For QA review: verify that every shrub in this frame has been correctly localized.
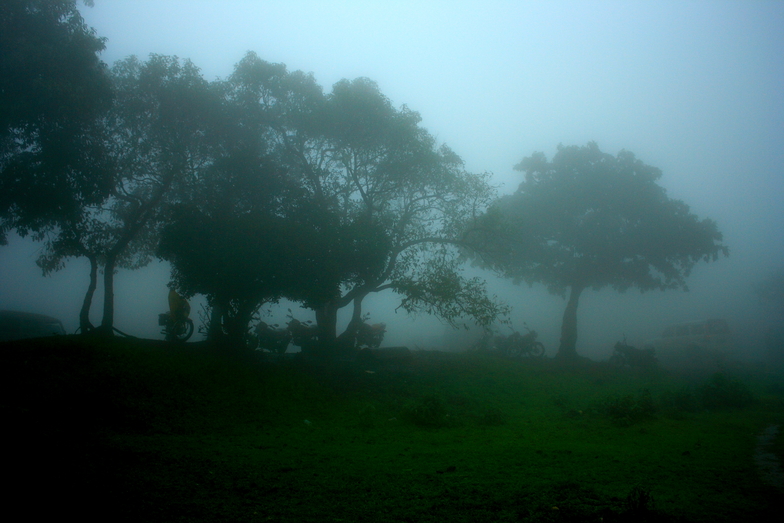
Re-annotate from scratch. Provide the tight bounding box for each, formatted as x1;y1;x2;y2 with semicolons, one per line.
596;389;656;426
697;373;756;410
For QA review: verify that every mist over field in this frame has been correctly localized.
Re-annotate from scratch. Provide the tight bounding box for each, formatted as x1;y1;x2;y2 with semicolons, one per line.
1;0;782;362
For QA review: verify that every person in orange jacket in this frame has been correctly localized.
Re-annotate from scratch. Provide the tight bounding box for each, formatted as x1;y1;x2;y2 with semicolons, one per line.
167;283;191;323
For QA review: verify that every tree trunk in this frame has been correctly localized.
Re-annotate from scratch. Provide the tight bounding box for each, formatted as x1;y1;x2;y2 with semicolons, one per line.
78;254;98;334
225;302;254;352
558;284;584;359
97;254;117;336
315;302;340;353
337;294;366;349
208;301;224;341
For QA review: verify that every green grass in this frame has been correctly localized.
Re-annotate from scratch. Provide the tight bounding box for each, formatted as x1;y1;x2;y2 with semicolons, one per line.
2;336;783;522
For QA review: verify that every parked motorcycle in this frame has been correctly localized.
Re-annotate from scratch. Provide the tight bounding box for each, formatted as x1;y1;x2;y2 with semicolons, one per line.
287;316;319;353
159;312;194;342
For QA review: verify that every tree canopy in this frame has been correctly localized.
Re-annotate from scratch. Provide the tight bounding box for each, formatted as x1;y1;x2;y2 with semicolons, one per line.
467;142;728;358
1;0;111;243
194;53;506;352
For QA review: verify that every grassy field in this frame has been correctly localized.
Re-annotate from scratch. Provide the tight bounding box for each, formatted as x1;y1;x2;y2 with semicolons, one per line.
2;335;783;522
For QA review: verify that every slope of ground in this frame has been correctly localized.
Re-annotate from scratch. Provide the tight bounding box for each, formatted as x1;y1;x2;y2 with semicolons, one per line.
2;335;782;522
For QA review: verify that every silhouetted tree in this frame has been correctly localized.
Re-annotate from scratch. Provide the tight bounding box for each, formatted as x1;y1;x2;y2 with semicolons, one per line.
1;0;112;244
225;53;506;352
467;142;728;359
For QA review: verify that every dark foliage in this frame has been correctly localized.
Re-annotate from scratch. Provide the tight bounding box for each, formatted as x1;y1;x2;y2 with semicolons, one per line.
223;54;502;347
1;0;112;242
467;142;728;358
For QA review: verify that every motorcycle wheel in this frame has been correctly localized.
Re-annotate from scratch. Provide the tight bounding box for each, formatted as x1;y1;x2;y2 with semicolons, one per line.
167;318;194;342
529;342;545;357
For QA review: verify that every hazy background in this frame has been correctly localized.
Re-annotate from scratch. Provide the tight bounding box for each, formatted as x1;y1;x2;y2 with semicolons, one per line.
1;0;782;359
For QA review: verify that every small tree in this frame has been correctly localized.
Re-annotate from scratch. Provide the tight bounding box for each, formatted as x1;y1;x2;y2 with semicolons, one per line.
467;142;728;359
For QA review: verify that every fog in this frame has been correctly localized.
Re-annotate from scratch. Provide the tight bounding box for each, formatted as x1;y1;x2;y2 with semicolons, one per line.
2;1;782;360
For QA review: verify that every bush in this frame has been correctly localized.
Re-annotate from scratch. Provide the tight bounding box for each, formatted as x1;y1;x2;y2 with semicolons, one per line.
697;373;756;410
596;389;656;426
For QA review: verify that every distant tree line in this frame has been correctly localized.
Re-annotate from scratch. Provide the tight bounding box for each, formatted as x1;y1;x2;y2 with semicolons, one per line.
1;0;728;358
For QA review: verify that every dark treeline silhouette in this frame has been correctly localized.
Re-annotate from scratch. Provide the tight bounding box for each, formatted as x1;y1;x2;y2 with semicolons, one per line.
1;2;504;352
2;2;727;358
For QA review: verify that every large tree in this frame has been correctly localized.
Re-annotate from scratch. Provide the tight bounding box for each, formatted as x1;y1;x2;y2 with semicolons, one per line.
1;0;112;243
224;53;505;351
467;142;728;359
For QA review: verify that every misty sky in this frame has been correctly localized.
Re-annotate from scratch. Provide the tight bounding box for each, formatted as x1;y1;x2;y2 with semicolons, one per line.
1;0;782;357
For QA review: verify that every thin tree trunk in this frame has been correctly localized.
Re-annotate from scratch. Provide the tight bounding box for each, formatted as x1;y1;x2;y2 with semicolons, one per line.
558;284;584;359
337;294;366;349
315;302;339;353
97;254;117;335
209;301;225;341
79;254;98;334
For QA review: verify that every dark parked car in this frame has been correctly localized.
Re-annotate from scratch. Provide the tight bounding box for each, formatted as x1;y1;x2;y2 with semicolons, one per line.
0;310;67;342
